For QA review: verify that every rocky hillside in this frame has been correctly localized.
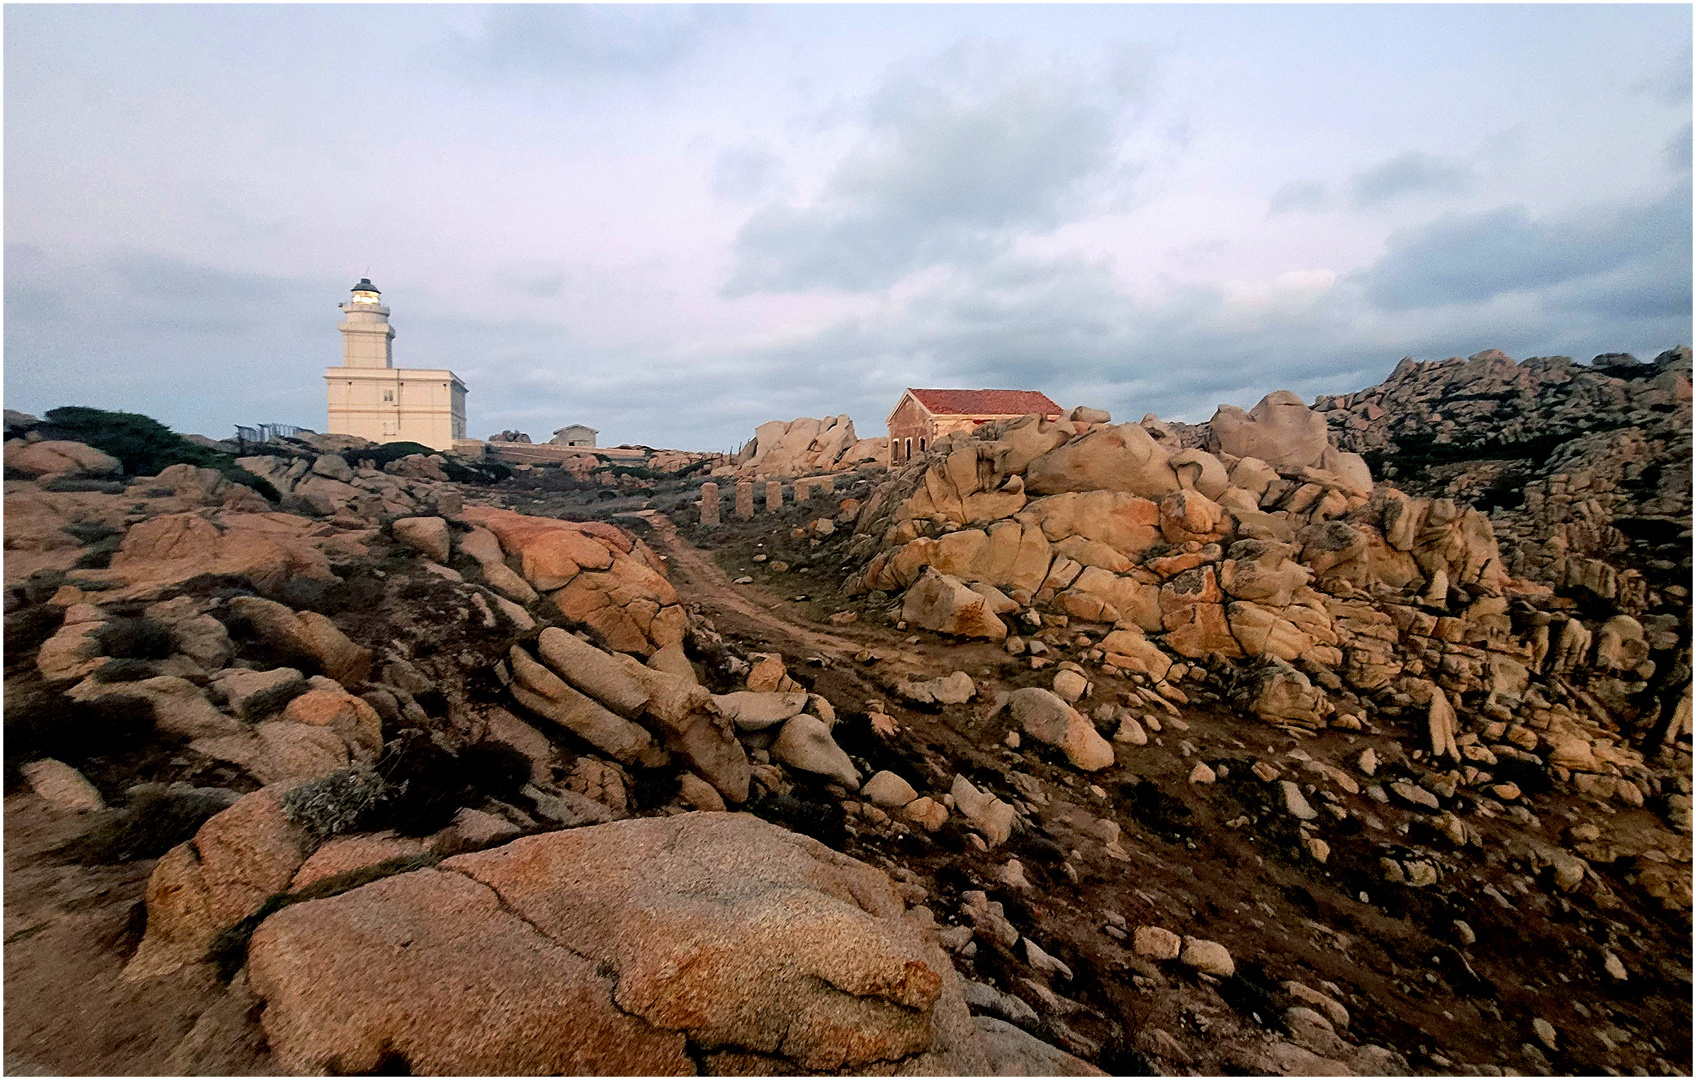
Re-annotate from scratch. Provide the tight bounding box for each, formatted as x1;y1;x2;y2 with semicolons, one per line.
1313;347;1692;625
3;361;1690;1077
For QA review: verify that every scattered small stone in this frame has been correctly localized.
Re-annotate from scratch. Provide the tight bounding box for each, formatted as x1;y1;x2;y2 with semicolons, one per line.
21;759;105;813
1389;781;1440;811
1133;926;1182;961
938;925;973;952
1279;781;1318;821
1023;937;1074;979
1532;1017;1558;1051
1602;951;1628;980
1453;919;1476;947
860;770;918;808
677;773;726;812
1179;937;1234;977
1284;981;1349;1030
1113;715;1148;745
1357;748;1378;776
901;797;948;832
1403;860;1439;887
999;859;1033;893
1189;762;1217;785
1052;669;1089;703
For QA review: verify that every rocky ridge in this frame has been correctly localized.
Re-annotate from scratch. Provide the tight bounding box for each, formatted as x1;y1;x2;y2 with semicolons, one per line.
732;415;889;478
1314;346;1692;627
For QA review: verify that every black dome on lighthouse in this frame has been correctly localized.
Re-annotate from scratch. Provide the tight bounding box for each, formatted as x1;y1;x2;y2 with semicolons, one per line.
351;278;380;294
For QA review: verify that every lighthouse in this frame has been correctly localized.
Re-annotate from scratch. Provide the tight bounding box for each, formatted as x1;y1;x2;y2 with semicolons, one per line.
323;279;467;450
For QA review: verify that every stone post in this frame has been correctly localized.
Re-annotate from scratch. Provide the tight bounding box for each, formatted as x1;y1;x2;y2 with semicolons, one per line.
735;481;754;520
795;478;812;501
765;481;782;513
699;482;720;527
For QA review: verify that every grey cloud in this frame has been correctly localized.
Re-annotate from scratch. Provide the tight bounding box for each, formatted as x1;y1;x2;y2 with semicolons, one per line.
110;252;280;306
1268;180;1329;215
718;216;1690;435
725;48;1133;294
1348;151;1474;207
1356;186;1690;312
1666;121;1692;175
1541;238;1693;322
450;5;741;82
1636;49;1692;106
711;146;778;200
5;250;346;436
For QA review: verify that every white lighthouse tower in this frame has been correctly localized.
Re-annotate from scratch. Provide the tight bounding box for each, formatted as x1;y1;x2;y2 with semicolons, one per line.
323;278;467;450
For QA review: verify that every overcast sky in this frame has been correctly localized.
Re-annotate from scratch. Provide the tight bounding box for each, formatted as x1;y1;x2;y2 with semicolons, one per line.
6;5;1691;450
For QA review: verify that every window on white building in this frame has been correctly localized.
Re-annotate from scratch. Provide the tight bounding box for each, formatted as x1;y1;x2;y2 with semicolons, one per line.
383;390;394;402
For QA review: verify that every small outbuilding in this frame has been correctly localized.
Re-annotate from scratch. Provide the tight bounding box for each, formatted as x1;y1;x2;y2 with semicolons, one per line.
550;424;598;448
885;388;1062;464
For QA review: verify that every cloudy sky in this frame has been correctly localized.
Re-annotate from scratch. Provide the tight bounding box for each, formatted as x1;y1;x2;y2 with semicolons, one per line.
6;5;1690;450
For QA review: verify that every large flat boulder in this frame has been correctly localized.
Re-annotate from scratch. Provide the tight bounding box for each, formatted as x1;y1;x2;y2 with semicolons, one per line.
1024;423;1181;498
4;439;122;479
247;813;985;1075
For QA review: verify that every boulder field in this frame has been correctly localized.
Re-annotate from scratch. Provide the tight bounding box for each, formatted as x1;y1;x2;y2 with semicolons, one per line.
3;351;1690;1077
844;382;1685;802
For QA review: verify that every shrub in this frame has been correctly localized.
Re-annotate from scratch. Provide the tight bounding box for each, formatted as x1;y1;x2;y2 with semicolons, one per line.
92;658;163;683
341;441;437;468
746;790;846;848
41;406;278;501
338;441;509;486
5;690;158;771
371;731;471;836
72;785;237;862
4;605;64;662
280;766;391;840
457;740;532;801
93;617;175;661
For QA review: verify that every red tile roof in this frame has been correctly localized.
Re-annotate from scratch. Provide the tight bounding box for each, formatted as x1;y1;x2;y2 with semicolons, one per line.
908;388;1062;418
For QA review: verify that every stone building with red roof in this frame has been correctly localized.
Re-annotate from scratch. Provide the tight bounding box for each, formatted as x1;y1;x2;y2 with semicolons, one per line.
885;388;1063;464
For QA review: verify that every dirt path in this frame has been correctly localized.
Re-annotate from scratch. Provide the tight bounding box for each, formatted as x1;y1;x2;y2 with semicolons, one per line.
628;510;918;668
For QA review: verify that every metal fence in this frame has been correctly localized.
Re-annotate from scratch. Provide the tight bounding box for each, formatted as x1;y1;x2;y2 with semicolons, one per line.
234;423;304;447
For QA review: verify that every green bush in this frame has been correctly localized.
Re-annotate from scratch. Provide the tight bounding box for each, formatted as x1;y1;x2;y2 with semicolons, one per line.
45;406;227;475
339;441;510;486
41;406;278;501
340;441;437;468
